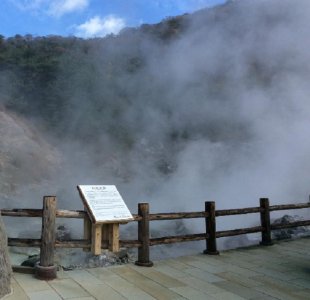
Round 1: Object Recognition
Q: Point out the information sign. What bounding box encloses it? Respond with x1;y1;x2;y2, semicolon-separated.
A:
77;185;133;223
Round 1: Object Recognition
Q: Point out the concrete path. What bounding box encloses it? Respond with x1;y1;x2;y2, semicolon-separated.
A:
7;237;310;300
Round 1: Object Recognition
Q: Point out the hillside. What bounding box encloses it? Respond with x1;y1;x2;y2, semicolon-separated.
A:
1;0;310;212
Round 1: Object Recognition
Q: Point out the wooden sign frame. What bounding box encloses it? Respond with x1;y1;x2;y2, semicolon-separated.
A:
77;185;133;224
77;185;133;254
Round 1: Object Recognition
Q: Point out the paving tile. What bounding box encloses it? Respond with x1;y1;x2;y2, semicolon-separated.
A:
27;289;62;300
49;278;90;299
180;259;227;273
224;264;260;277
136;270;186;288
164;259;192;270
87;267;120;280
153;264;189;279
261;262;294;273
66;269;103;285
247;295;278;300
13;273;51;293
111;265;145;278
5;282;29;300
289;278;310;289
69;298;96;300
177;276;224;295
112;266;182;299
95;272;155;300
214;280;265;299
252;274;305;291
189;255;228;267
253;266;300;280
134;280;182;300
227;259;261;270
170;286;217;300
254;285;302;300
291;289;310;299
56;270;70;279
82;283;126;300
183;267;225;283
211;291;247;300
129;264;156;274
217;272;262;288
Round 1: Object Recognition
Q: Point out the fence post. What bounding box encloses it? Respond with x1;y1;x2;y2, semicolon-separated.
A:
135;203;153;267
204;201;219;255
260;198;273;246
35;196;57;280
83;206;91;252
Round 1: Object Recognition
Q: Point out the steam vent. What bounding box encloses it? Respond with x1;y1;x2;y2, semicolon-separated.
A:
0;215;12;298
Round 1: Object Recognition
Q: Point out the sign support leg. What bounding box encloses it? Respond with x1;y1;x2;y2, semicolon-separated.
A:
109;224;120;252
91;224;102;255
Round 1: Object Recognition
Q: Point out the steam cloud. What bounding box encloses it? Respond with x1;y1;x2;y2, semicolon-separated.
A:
1;0;310;243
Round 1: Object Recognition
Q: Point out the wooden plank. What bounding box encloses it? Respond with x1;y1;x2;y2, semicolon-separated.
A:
91;224;102;255
109;223;120;252
13;265;35;274
8;238;41;247
150;233;207;245
216;207;262;216
132;214;142;221
269;203;310;211
149;212;206;220
56;209;86;218
1;209;42;217
55;239;91;248
120;240;141;248
271;220;310;230
216;226;263;238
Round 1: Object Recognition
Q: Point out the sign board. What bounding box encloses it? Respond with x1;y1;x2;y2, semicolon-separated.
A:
77;185;134;224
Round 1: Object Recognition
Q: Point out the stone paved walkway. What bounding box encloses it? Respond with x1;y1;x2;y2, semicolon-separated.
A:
7;237;310;300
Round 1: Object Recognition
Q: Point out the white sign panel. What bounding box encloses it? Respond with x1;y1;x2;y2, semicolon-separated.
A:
78;185;133;223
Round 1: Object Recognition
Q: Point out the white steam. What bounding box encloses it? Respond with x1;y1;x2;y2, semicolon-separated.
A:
2;0;310;248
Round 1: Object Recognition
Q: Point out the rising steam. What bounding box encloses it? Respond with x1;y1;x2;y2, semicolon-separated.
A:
1;0;310;244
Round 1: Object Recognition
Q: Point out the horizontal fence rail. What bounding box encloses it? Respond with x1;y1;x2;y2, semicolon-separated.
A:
1;197;309;278
216;207;262;216
149;212;207;220
269;203;310;211
216;226;263;238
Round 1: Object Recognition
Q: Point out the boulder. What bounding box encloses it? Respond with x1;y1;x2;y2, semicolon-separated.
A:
272;215;310;240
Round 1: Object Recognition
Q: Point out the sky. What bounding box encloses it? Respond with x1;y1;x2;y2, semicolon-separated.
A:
0;0;226;38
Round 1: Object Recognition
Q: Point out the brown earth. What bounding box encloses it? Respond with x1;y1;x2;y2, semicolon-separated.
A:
0;108;61;198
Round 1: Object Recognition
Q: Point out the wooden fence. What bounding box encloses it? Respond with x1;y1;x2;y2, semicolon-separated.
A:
1;197;310;279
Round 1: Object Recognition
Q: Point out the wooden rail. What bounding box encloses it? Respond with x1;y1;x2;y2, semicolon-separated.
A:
1;197;309;278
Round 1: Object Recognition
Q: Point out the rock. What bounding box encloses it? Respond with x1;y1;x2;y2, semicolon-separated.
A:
21;254;40;267
272;215;310;240
53;247;133;270
56;225;71;241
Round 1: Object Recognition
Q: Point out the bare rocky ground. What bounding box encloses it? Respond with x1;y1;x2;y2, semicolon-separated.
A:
0;108;61;204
